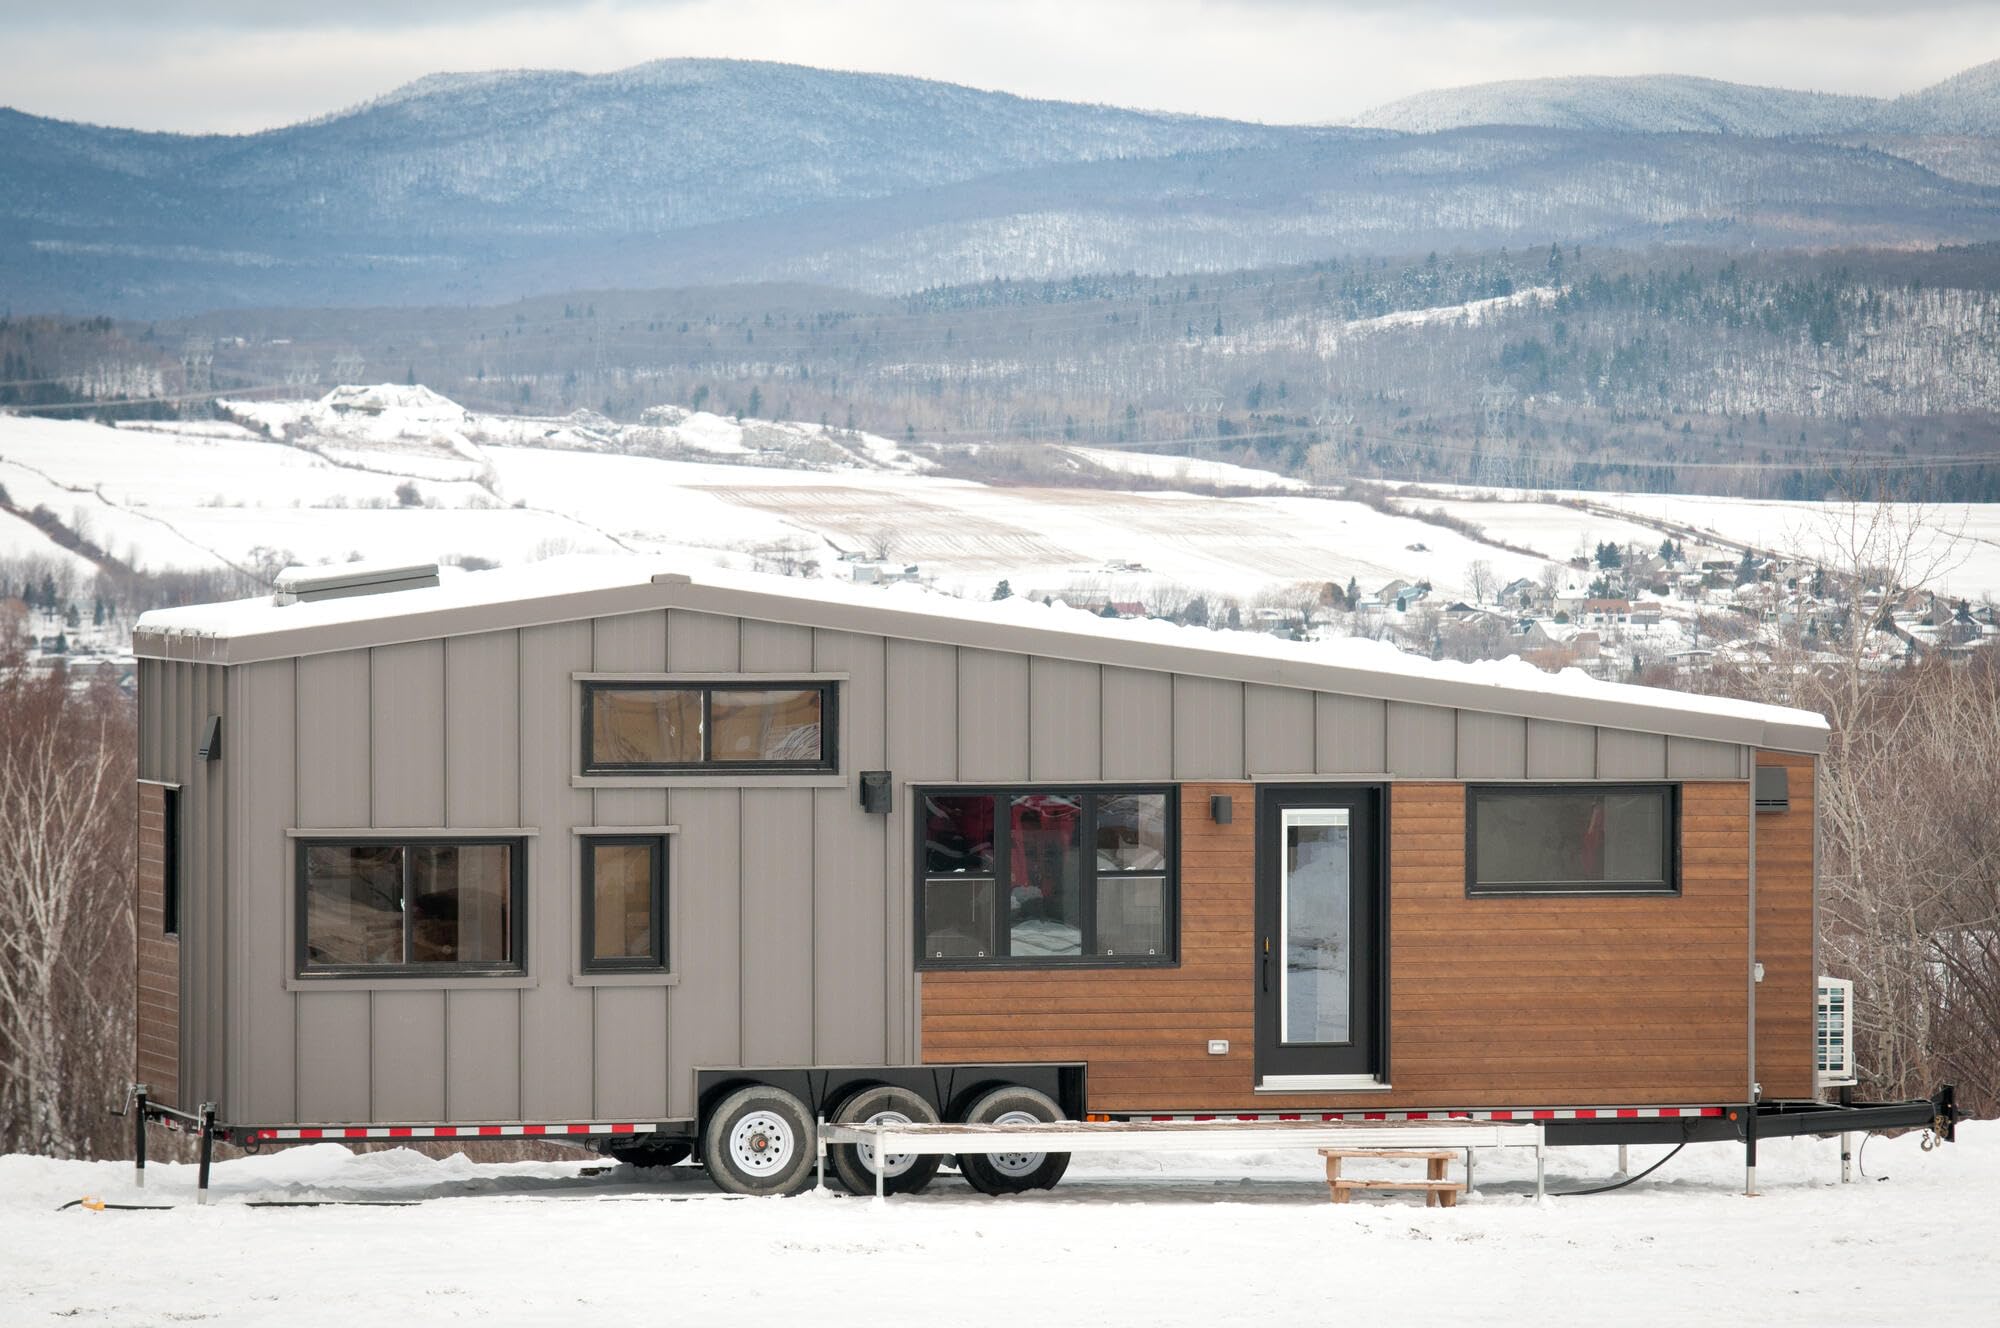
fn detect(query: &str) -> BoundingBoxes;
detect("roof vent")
[274,560,440,605]
[1754,765,1790,812]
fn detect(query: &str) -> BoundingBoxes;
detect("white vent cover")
[274,560,440,605]
[1816,976,1856,1088]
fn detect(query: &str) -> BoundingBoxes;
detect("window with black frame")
[918,787,1175,967]
[581,681,834,774]
[298,838,524,975]
[581,835,668,972]
[1467,785,1678,895]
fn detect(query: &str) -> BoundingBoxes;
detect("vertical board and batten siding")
[812,629,891,1066]
[443,631,521,1123]
[926,778,1756,1110]
[516,620,594,1121]
[367,639,447,1124]
[291,651,373,1123]
[1755,751,1818,1099]
[738,618,815,1069]
[590,611,671,1121]
[135,658,229,1113]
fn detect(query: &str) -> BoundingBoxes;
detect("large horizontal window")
[918,786,1176,968]
[298,838,525,975]
[582,681,835,774]
[1467,785,1678,895]
[582,835,668,973]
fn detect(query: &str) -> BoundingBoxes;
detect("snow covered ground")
[6,386,1998,612]
[1,1125,1992,1325]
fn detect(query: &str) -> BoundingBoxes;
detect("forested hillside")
[19,243,1995,500]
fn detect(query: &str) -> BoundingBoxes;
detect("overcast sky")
[6,1,1998,133]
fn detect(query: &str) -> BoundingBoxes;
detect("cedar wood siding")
[135,781,180,1108]
[923,779,1756,1112]
[1754,751,1817,1100]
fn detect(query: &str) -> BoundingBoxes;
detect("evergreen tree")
[991,579,1012,601]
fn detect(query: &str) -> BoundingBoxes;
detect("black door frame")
[1252,784,1388,1085]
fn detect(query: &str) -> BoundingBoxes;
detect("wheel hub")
[729,1110,794,1174]
[856,1109,917,1178]
[986,1109,1046,1177]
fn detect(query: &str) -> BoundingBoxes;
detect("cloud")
[4,0,1996,133]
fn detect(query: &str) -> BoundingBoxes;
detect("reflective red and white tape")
[1132,1107,1727,1123]
[251,1122,658,1141]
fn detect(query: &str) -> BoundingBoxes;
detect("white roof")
[136,555,1828,752]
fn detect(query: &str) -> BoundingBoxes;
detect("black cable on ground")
[1547,1142,1687,1197]
[56,1198,175,1211]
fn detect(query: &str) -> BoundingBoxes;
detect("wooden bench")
[1319,1148,1466,1207]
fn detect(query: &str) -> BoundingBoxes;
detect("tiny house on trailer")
[128,559,1953,1198]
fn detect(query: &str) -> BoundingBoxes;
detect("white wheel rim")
[985,1109,1046,1177]
[728,1110,795,1176]
[856,1109,917,1178]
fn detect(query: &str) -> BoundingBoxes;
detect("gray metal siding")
[1668,736,1743,780]
[370,989,444,1121]
[812,630,889,1066]
[1526,720,1597,780]
[1386,702,1456,778]
[1456,712,1527,780]
[1315,694,1387,775]
[739,789,815,1065]
[1244,684,1314,776]
[1101,667,1171,780]
[1172,675,1244,779]
[957,649,1029,783]
[1027,657,1100,782]
[592,612,670,1117]
[516,621,594,1121]
[229,659,296,1123]
[1598,729,1669,779]
[370,640,444,828]
[666,787,741,1116]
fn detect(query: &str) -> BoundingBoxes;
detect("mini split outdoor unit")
[1815,976,1856,1089]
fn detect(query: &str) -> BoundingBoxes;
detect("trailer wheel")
[702,1085,817,1197]
[958,1085,1070,1195]
[829,1085,942,1195]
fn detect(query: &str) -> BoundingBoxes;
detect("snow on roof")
[135,554,1829,751]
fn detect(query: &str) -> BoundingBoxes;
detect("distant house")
[1583,598,1632,626]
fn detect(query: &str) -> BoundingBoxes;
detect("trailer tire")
[829,1086,942,1195]
[602,1138,692,1170]
[957,1085,1070,1195]
[703,1085,817,1197]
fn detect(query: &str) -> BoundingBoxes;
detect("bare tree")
[1464,559,1495,607]
[0,652,135,1156]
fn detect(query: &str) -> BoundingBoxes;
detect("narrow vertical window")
[582,836,668,972]
[160,786,180,936]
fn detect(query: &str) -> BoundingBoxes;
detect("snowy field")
[2,1126,1993,1325]
[6,389,1999,609]
[1397,485,2000,601]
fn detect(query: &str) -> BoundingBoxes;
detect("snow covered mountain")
[1350,74,1883,136]
[1350,59,2000,136]
[6,58,2000,317]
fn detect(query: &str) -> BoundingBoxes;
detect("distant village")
[8,527,1996,695]
[822,534,2000,683]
